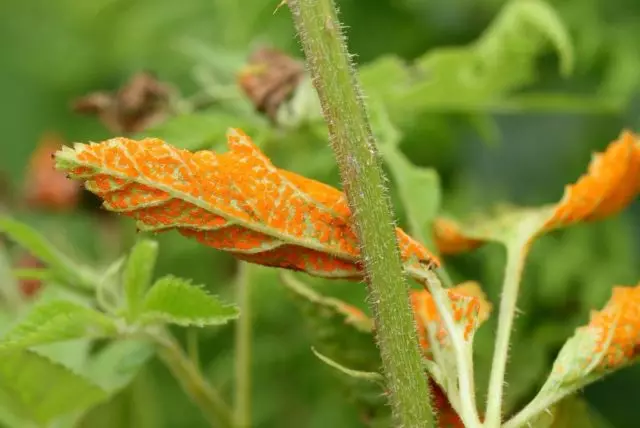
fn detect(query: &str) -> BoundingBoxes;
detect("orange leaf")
[433,217,484,255]
[24,132,81,211]
[544,130,640,230]
[55,128,439,280]
[411,281,491,355]
[583,283,640,371]
[432,130,640,254]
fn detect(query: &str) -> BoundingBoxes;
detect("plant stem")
[286,1,435,426]
[485,243,528,427]
[417,269,482,427]
[155,331,234,428]
[234,262,252,428]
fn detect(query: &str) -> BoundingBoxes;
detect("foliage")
[0,0,639,427]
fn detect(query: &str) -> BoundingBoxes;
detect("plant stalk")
[485,243,528,427]
[287,1,435,426]
[155,332,234,428]
[234,262,252,428]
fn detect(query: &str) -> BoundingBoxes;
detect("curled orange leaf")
[544,130,640,230]
[432,130,640,254]
[583,283,640,371]
[55,128,439,280]
[411,281,491,355]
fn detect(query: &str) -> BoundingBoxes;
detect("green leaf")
[0,300,117,351]
[136,109,260,151]
[124,240,159,321]
[0,217,97,290]
[370,102,441,249]
[0,350,106,424]
[141,275,239,327]
[85,339,155,394]
[280,272,389,425]
[360,0,575,116]
[529,396,614,428]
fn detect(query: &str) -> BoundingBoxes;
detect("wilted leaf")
[0,300,117,351]
[0,217,98,290]
[141,275,239,327]
[123,239,159,320]
[54,128,439,281]
[433,130,640,254]
[73,71,174,134]
[237,46,305,122]
[0,350,106,424]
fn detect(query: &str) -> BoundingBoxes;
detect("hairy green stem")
[287,1,435,426]
[485,243,528,427]
[155,332,234,428]
[234,262,252,428]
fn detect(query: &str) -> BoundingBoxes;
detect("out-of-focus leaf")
[280,272,388,425]
[0,300,117,351]
[136,109,261,151]
[360,0,575,116]
[0,350,106,424]
[123,239,158,320]
[141,275,239,327]
[85,339,155,394]
[55,128,439,280]
[0,217,98,290]
[529,396,613,428]
[370,101,441,249]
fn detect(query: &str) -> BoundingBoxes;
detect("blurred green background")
[0,0,639,427]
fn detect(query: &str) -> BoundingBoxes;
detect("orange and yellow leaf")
[583,283,640,371]
[411,281,492,355]
[432,130,640,254]
[55,128,439,280]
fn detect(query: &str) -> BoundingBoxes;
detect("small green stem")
[485,243,528,427]
[187,329,201,370]
[154,331,234,428]
[234,262,252,428]
[287,0,435,426]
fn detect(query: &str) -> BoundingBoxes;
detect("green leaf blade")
[0,350,107,424]
[0,300,118,351]
[141,275,239,327]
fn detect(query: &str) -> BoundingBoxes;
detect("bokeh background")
[0,0,639,427]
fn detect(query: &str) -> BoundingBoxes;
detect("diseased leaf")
[55,128,439,281]
[0,217,98,290]
[433,130,640,254]
[124,239,159,320]
[0,350,106,424]
[412,281,492,358]
[141,275,239,327]
[0,300,117,351]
